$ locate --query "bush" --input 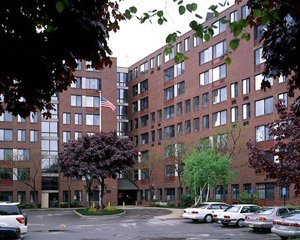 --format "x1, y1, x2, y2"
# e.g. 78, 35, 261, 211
181, 194, 194, 207
149, 200, 168, 207
18, 202, 38, 209
59, 201, 82, 208
238, 192, 258, 204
